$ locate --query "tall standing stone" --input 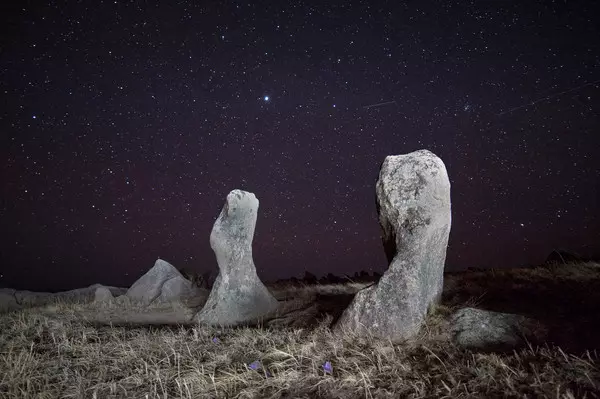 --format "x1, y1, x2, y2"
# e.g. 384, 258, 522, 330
195, 189, 278, 326
334, 150, 451, 341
